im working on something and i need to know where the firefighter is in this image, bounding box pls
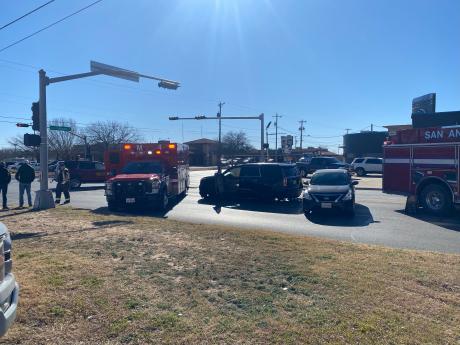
[0,162,11,210]
[55,162,70,204]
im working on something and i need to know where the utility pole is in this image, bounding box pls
[371,123,374,132]
[345,128,352,134]
[298,120,306,150]
[266,121,272,161]
[273,113,282,161]
[217,101,225,173]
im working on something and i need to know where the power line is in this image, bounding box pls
[0,0,104,53]
[0,0,56,32]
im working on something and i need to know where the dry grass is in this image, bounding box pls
[0,207,459,345]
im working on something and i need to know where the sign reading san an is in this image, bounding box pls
[424,127,460,141]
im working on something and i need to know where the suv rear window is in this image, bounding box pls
[261,165,282,180]
[240,166,260,177]
[366,158,382,164]
[282,166,298,177]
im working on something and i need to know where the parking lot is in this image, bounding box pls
[2,170,460,253]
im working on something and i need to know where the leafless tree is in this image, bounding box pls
[222,131,254,155]
[48,118,79,160]
[7,135,40,161]
[83,121,143,149]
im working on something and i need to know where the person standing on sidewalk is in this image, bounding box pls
[55,162,70,205]
[0,162,11,210]
[15,161,35,208]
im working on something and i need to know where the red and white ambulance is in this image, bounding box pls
[104,141,189,211]
[383,126,460,215]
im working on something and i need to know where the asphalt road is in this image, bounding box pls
[3,171,460,254]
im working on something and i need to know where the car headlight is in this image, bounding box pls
[343,189,353,201]
[150,178,160,193]
[303,191,312,200]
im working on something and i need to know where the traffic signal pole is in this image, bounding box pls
[33,61,180,210]
[34,69,55,210]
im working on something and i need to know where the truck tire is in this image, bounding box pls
[159,190,169,211]
[420,184,452,216]
[355,167,366,177]
[70,178,81,189]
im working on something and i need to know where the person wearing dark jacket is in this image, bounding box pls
[15,161,35,208]
[0,162,11,210]
[55,162,70,205]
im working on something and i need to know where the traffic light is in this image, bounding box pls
[31,102,39,131]
[169,116,179,120]
[16,123,30,128]
[24,133,41,147]
[195,115,207,120]
[158,81,179,90]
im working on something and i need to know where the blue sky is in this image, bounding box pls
[0,0,459,152]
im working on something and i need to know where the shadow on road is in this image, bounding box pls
[305,204,377,227]
[395,210,460,232]
[198,197,304,215]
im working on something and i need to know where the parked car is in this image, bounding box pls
[0,222,19,337]
[303,169,358,216]
[350,157,383,176]
[199,163,302,201]
[296,156,349,176]
[57,160,106,189]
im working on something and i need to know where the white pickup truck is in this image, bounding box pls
[0,222,18,337]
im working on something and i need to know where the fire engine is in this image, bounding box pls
[383,126,460,215]
[104,141,189,211]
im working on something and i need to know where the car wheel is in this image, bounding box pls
[70,178,81,189]
[420,184,452,216]
[355,167,366,177]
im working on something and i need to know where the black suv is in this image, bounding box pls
[303,169,358,216]
[297,156,349,176]
[199,163,302,200]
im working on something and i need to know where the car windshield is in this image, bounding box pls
[121,161,163,174]
[310,172,350,186]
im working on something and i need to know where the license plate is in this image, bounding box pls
[126,198,135,204]
[321,202,332,209]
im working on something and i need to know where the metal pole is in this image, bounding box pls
[275,113,279,162]
[260,113,264,162]
[34,69,55,209]
[217,102,224,173]
[266,128,269,160]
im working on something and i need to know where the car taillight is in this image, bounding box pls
[283,177,288,186]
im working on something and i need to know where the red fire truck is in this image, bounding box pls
[104,141,189,211]
[383,126,460,215]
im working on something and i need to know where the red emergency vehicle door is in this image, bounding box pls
[383,146,411,194]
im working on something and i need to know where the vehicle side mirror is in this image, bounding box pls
[351,180,359,186]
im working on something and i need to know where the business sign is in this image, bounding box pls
[412,93,436,114]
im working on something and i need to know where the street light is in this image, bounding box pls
[34,61,180,210]
[266,121,272,160]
